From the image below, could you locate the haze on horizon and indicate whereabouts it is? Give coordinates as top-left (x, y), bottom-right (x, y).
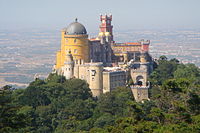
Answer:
top-left (0, 0), bottom-right (200, 31)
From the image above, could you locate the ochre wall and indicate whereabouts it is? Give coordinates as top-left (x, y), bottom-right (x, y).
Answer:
top-left (56, 31), bottom-right (89, 69)
top-left (56, 51), bottom-right (61, 69)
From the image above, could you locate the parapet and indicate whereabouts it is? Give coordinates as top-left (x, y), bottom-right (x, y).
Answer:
top-left (100, 14), bottom-right (112, 20)
top-left (139, 39), bottom-right (150, 45)
top-left (131, 85), bottom-right (149, 89)
top-left (88, 62), bottom-right (103, 67)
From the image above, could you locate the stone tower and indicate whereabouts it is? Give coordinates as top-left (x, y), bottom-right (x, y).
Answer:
top-left (88, 63), bottom-right (103, 97)
top-left (130, 53), bottom-right (150, 102)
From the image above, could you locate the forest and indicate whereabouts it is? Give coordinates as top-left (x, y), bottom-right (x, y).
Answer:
top-left (0, 56), bottom-right (200, 133)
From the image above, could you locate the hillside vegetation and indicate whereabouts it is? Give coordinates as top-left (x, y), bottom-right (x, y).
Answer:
top-left (1, 56), bottom-right (200, 133)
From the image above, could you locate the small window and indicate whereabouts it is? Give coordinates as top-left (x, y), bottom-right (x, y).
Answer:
top-left (91, 70), bottom-right (96, 76)
top-left (74, 49), bottom-right (77, 54)
top-left (74, 39), bottom-right (77, 43)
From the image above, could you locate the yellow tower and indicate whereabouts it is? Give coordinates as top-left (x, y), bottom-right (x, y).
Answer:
top-left (56, 19), bottom-right (89, 69)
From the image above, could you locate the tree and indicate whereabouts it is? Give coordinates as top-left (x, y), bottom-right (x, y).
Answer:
top-left (159, 55), bottom-right (168, 61)
top-left (0, 89), bottom-right (28, 132)
top-left (97, 87), bottom-right (133, 116)
top-left (63, 78), bottom-right (92, 100)
top-left (46, 73), bottom-right (66, 83)
top-left (20, 85), bottom-right (51, 108)
top-left (174, 63), bottom-right (200, 84)
top-left (149, 56), bottom-right (179, 85)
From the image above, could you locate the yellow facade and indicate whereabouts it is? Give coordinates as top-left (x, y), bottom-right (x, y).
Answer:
top-left (56, 30), bottom-right (90, 69)
top-left (56, 51), bottom-right (61, 69)
top-left (140, 54), bottom-right (147, 63)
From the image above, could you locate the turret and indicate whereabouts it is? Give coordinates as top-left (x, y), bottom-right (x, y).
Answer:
top-left (140, 53), bottom-right (147, 63)
top-left (62, 51), bottom-right (74, 79)
top-left (88, 63), bottom-right (103, 97)
top-left (140, 39), bottom-right (150, 52)
top-left (105, 32), bottom-right (111, 43)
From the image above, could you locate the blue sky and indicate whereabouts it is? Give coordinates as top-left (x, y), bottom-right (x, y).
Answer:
top-left (0, 0), bottom-right (200, 30)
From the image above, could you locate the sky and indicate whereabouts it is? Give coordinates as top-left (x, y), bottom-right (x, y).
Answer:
top-left (0, 0), bottom-right (200, 31)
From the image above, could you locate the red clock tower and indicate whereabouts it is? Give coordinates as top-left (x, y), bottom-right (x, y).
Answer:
top-left (99, 14), bottom-right (113, 41)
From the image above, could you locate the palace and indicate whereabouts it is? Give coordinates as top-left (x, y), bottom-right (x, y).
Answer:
top-left (53, 15), bottom-right (154, 101)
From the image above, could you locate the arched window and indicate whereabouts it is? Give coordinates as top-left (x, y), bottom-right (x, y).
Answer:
top-left (137, 81), bottom-right (143, 86)
top-left (136, 75), bottom-right (144, 86)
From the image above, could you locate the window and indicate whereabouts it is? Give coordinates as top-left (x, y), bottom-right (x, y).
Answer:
top-left (74, 49), bottom-right (77, 54)
top-left (91, 70), bottom-right (96, 76)
top-left (74, 39), bottom-right (77, 43)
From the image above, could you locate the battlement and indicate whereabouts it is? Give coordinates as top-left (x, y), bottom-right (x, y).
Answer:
top-left (113, 42), bottom-right (141, 46)
top-left (88, 62), bottom-right (103, 67)
top-left (131, 85), bottom-right (149, 89)
top-left (139, 39), bottom-right (150, 45)
top-left (131, 69), bottom-right (147, 73)
top-left (100, 14), bottom-right (112, 21)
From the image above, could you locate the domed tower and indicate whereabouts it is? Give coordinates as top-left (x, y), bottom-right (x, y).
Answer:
top-left (56, 19), bottom-right (89, 69)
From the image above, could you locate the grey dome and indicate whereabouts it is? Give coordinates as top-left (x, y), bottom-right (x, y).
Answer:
top-left (65, 20), bottom-right (87, 35)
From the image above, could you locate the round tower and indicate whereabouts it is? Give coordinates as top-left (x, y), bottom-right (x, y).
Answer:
top-left (57, 19), bottom-right (90, 69)
top-left (89, 63), bottom-right (103, 97)
top-left (62, 51), bottom-right (74, 79)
